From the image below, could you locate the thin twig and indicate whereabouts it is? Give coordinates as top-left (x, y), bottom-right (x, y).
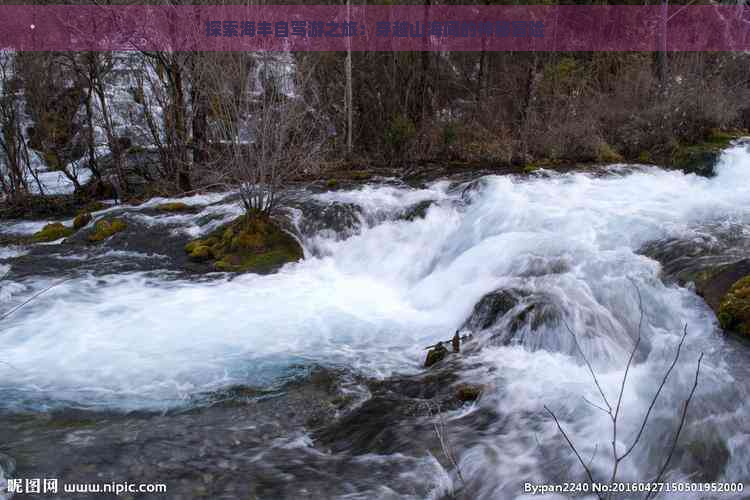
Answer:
top-left (544, 405), bottom-right (603, 500)
top-left (582, 396), bottom-right (610, 414)
top-left (0, 277), bottom-right (73, 323)
top-left (425, 401), bottom-right (466, 488)
top-left (644, 352), bottom-right (704, 500)
top-left (610, 278), bottom-right (645, 484)
top-left (619, 324), bottom-right (689, 462)
top-left (562, 317), bottom-right (613, 414)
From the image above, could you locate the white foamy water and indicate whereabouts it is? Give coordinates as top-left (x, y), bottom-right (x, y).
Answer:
top-left (0, 142), bottom-right (749, 497)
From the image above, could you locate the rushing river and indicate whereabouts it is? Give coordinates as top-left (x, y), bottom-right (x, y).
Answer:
top-left (1, 143), bottom-right (749, 499)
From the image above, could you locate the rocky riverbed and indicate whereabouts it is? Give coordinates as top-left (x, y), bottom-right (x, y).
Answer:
top-left (1, 141), bottom-right (750, 499)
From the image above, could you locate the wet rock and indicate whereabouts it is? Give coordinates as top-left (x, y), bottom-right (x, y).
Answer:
top-left (718, 275), bottom-right (750, 336)
top-left (317, 360), bottom-right (464, 456)
top-left (185, 214), bottom-right (303, 274)
top-left (462, 289), bottom-right (523, 332)
top-left (460, 288), bottom-right (562, 346)
top-left (88, 218), bottom-right (127, 243)
top-left (693, 260), bottom-right (750, 314)
top-left (32, 222), bottom-right (75, 242)
top-left (0, 453), bottom-right (15, 492)
top-left (293, 200), bottom-right (362, 240)
top-left (669, 133), bottom-right (744, 177)
top-left (454, 384), bottom-right (482, 402)
top-left (424, 342), bottom-right (448, 368)
top-left (73, 212), bottom-right (92, 230)
top-left (681, 432), bottom-right (731, 482)
top-left (398, 200), bottom-right (435, 222)
top-left (0, 367), bottom-right (369, 500)
top-left (155, 202), bottom-right (195, 213)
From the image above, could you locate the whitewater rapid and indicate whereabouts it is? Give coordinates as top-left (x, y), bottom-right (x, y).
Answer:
top-left (1, 142), bottom-right (749, 497)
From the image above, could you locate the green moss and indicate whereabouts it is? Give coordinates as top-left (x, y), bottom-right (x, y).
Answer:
top-left (705, 128), bottom-right (739, 146)
top-left (73, 212), bottom-right (92, 230)
top-left (424, 343), bottom-right (448, 368)
top-left (455, 384), bottom-right (482, 402)
top-left (671, 131), bottom-right (743, 174)
top-left (349, 171), bottom-right (372, 181)
top-left (325, 179), bottom-right (340, 189)
top-left (638, 151), bottom-right (652, 163)
top-left (32, 222), bottom-right (74, 242)
top-left (717, 276), bottom-right (750, 336)
top-left (88, 218), bottom-right (127, 243)
top-left (596, 142), bottom-right (624, 163)
top-left (188, 245), bottom-right (213, 261)
top-left (523, 163), bottom-right (540, 174)
top-left (184, 214), bottom-right (303, 274)
top-left (157, 202), bottom-right (192, 212)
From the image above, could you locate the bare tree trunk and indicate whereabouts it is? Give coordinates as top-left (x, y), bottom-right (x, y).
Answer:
top-left (345, 0), bottom-right (353, 157)
top-left (656, 0), bottom-right (669, 89)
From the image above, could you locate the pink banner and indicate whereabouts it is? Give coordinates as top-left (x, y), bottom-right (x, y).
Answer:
top-left (0, 5), bottom-right (748, 51)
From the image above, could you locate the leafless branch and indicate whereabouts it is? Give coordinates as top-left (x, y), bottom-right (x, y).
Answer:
top-left (549, 278), bottom-right (702, 500)
top-left (610, 278), bottom-right (645, 483)
top-left (618, 323), bottom-right (689, 462)
top-left (644, 352), bottom-right (704, 500)
top-left (425, 400), bottom-right (466, 489)
top-left (544, 405), bottom-right (604, 500)
top-left (0, 277), bottom-right (73, 323)
top-left (561, 317), bottom-right (612, 414)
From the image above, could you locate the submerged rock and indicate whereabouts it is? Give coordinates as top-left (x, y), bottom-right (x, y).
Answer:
top-left (0, 452), bottom-right (15, 496)
top-left (185, 214), bottom-right (303, 274)
top-left (32, 222), bottom-right (75, 242)
top-left (460, 288), bottom-right (562, 346)
top-left (462, 289), bottom-right (522, 332)
top-left (293, 200), bottom-right (362, 240)
top-left (681, 432), bottom-right (731, 482)
top-left (454, 384), bottom-right (482, 402)
top-left (398, 200), bottom-right (435, 222)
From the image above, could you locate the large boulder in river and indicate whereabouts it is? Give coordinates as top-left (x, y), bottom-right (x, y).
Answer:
top-left (690, 259), bottom-right (750, 313)
top-left (460, 288), bottom-right (562, 346)
top-left (462, 289), bottom-right (522, 332)
top-left (676, 258), bottom-right (750, 336)
top-left (717, 275), bottom-right (750, 337)
top-left (31, 222), bottom-right (75, 242)
top-left (185, 214), bottom-right (303, 274)
top-left (293, 200), bottom-right (363, 240)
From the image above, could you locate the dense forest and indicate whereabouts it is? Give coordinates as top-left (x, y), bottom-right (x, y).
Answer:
top-left (2, 3), bottom-right (749, 216)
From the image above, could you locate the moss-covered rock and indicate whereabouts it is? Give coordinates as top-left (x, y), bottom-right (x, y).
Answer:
top-left (84, 201), bottom-right (107, 213)
top-left (717, 276), bottom-right (750, 336)
top-left (156, 202), bottom-right (192, 212)
top-left (73, 212), bottom-right (92, 230)
top-left (349, 170), bottom-right (372, 181)
top-left (185, 214), bottom-right (303, 274)
top-left (88, 218), bottom-right (127, 243)
top-left (424, 342), bottom-right (448, 368)
top-left (32, 222), bottom-right (75, 242)
top-left (596, 142), bottom-right (624, 163)
top-left (455, 384), bottom-right (483, 402)
top-left (671, 130), bottom-right (744, 176)
top-left (398, 200), bottom-right (434, 222)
